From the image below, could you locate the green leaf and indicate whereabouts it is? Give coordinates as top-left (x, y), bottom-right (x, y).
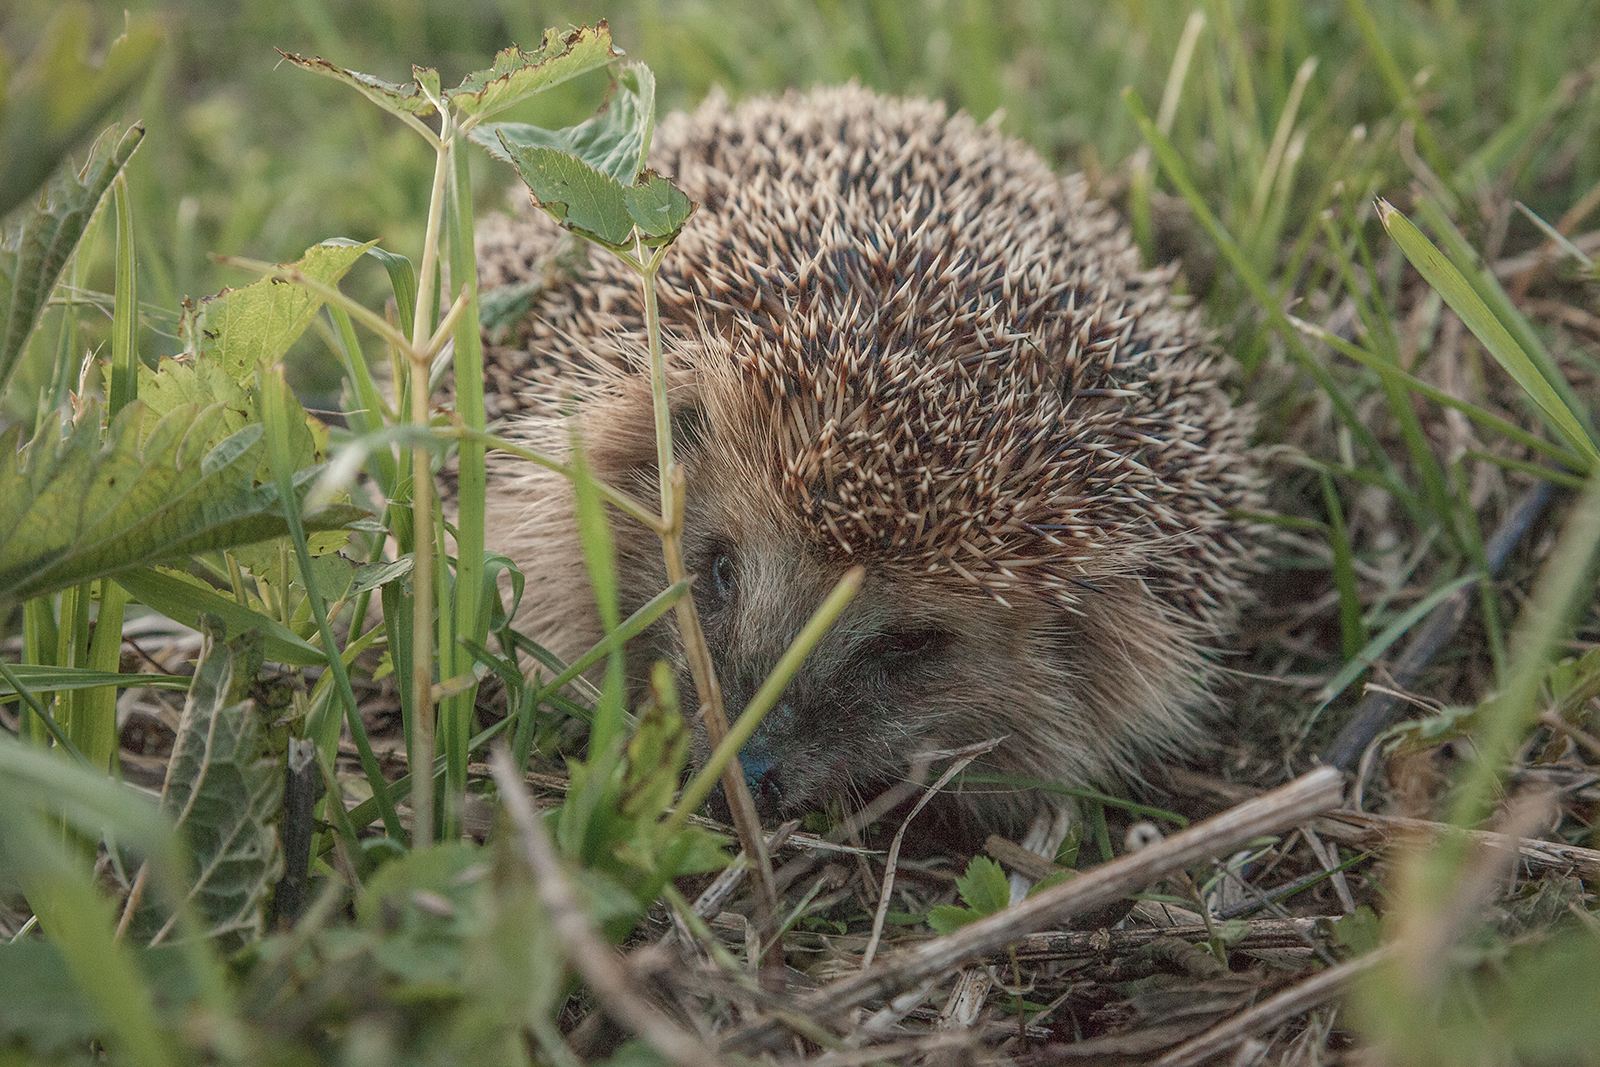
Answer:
top-left (0, 734), bottom-right (184, 1067)
top-left (190, 240), bottom-right (375, 381)
top-left (1377, 198), bottom-right (1600, 472)
top-left (0, 399), bottom-right (366, 609)
top-left (139, 356), bottom-right (326, 481)
top-left (927, 903), bottom-right (981, 936)
top-left (954, 855), bottom-right (1011, 917)
top-left (478, 64), bottom-right (694, 249)
top-left (446, 24), bottom-right (621, 123)
top-left (363, 244), bottom-right (417, 342)
top-left (128, 621), bottom-right (283, 952)
top-left (115, 566), bottom-right (327, 667)
top-left (0, 122), bottom-right (143, 395)
top-left (623, 170), bottom-right (695, 242)
top-left (620, 700), bottom-right (689, 821)
top-left (0, 6), bottom-right (160, 218)
top-left (474, 62), bottom-right (657, 186)
top-left (494, 141), bottom-right (637, 246)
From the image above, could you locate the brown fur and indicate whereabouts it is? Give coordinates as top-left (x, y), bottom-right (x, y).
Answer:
top-left (479, 86), bottom-right (1265, 825)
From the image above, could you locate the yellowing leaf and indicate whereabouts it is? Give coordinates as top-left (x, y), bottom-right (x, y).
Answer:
top-left (190, 240), bottom-right (375, 381)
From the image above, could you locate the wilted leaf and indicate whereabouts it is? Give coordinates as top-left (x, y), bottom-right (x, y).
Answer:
top-left (0, 123), bottom-right (142, 395)
top-left (276, 51), bottom-right (443, 121)
top-left (0, 400), bottom-right (367, 606)
top-left (446, 23), bottom-right (620, 123)
top-left (190, 240), bottom-right (375, 380)
top-left (129, 622), bottom-right (283, 952)
top-left (0, 5), bottom-right (160, 218)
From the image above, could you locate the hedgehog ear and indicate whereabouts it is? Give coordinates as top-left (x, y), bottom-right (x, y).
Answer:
top-left (578, 382), bottom-right (708, 497)
top-left (670, 401), bottom-right (711, 460)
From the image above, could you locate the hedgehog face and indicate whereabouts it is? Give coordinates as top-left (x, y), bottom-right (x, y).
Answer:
top-left (671, 440), bottom-right (1200, 823)
top-left (677, 499), bottom-right (972, 817)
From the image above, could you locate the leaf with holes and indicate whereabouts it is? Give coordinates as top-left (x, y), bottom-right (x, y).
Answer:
top-left (188, 240), bottom-right (375, 381)
top-left (446, 24), bottom-right (620, 123)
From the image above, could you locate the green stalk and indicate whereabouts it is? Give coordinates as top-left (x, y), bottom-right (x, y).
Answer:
top-left (403, 125), bottom-right (455, 847)
top-left (665, 567), bottom-right (862, 840)
top-left (440, 128), bottom-right (486, 833)
top-left (21, 599), bottom-right (58, 744)
top-left (76, 174), bottom-right (143, 773)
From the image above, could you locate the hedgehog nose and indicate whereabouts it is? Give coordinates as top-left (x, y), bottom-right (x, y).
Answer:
top-left (738, 750), bottom-right (784, 818)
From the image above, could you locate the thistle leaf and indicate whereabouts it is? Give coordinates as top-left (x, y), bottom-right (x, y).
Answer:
top-left (0, 400), bottom-right (366, 607)
top-left (0, 123), bottom-right (143, 395)
top-left (129, 621), bottom-right (284, 952)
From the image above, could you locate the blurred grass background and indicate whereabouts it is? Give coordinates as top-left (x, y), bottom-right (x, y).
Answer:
top-left (3, 0), bottom-right (1597, 400)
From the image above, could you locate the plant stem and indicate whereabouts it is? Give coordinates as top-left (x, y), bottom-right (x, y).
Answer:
top-left (636, 250), bottom-right (778, 913)
top-left (405, 123), bottom-right (455, 848)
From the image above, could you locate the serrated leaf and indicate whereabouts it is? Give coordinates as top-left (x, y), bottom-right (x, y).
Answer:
top-left (447, 23), bottom-right (621, 123)
top-left (276, 50), bottom-right (441, 121)
top-left (0, 122), bottom-right (143, 395)
top-left (493, 141), bottom-right (636, 246)
top-left (623, 170), bottom-right (695, 241)
top-left (473, 62), bottom-right (656, 186)
top-left (619, 702), bottom-right (689, 820)
top-left (954, 855), bottom-right (1012, 917)
top-left (0, 399), bottom-right (367, 607)
top-left (139, 356), bottom-right (325, 472)
top-left (0, 6), bottom-right (160, 218)
top-left (927, 903), bottom-right (982, 936)
top-left (129, 622), bottom-right (283, 952)
top-left (192, 240), bottom-right (376, 381)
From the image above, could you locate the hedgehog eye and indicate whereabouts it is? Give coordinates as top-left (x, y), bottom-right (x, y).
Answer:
top-left (707, 552), bottom-right (737, 606)
top-left (865, 629), bottom-right (951, 664)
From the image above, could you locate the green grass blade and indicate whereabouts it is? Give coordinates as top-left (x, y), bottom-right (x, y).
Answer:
top-left (1123, 88), bottom-right (1396, 481)
top-left (1413, 195), bottom-right (1595, 438)
top-left (1449, 472), bottom-right (1600, 828)
top-left (261, 368), bottom-right (402, 841)
top-left (1320, 472), bottom-right (1366, 660)
top-left (115, 566), bottom-right (324, 667)
top-left (1308, 572), bottom-right (1480, 731)
top-left (1378, 199), bottom-right (1600, 472)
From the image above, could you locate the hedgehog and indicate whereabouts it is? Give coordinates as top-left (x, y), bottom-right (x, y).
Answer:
top-left (476, 85), bottom-right (1266, 828)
